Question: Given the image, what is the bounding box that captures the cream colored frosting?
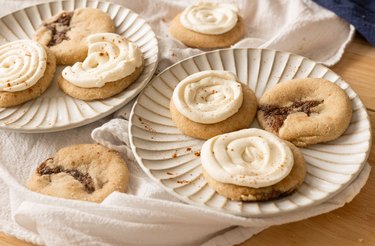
[0,40,47,92]
[201,129,294,188]
[180,2,238,35]
[62,33,142,88]
[172,70,243,124]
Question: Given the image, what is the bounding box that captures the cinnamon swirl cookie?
[201,129,306,201]
[0,40,56,108]
[169,70,257,139]
[257,78,352,147]
[27,144,129,203]
[34,8,115,65]
[58,33,144,101]
[169,3,244,48]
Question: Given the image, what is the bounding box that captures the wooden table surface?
[1,34,374,246]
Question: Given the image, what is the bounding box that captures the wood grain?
[1,34,374,246]
[330,36,375,111]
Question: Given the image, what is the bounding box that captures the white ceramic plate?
[0,0,158,133]
[129,48,371,217]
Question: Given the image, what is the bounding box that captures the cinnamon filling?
[45,12,73,47]
[37,158,95,193]
[259,100,323,131]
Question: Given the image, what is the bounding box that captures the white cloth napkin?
[0,0,366,245]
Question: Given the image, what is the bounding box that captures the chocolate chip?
[259,100,323,131]
[45,12,73,47]
[65,169,95,193]
[37,159,95,193]
[56,12,71,25]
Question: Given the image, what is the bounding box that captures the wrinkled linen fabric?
[0,0,367,245]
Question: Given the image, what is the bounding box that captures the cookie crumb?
[177,180,189,184]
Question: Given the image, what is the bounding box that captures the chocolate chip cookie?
[34,8,115,65]
[257,78,352,147]
[27,144,129,203]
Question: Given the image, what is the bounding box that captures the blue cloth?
[313,0,375,45]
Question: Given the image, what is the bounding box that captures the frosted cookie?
[170,70,257,139]
[27,144,129,203]
[169,3,244,49]
[34,8,115,65]
[201,129,306,201]
[58,33,144,101]
[257,78,352,147]
[0,40,56,108]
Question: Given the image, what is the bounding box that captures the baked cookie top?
[257,78,352,147]
[0,40,47,92]
[27,144,129,203]
[61,33,143,88]
[34,8,115,65]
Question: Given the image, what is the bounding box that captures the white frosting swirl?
[180,3,238,35]
[201,129,294,188]
[172,70,243,124]
[0,40,47,92]
[62,33,142,88]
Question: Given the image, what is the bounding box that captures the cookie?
[0,40,56,108]
[58,33,144,101]
[58,64,143,101]
[257,78,352,147]
[170,70,257,139]
[34,8,115,65]
[201,129,306,201]
[27,144,129,203]
[169,3,244,49]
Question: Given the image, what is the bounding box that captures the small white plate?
[129,48,371,217]
[0,0,158,133]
